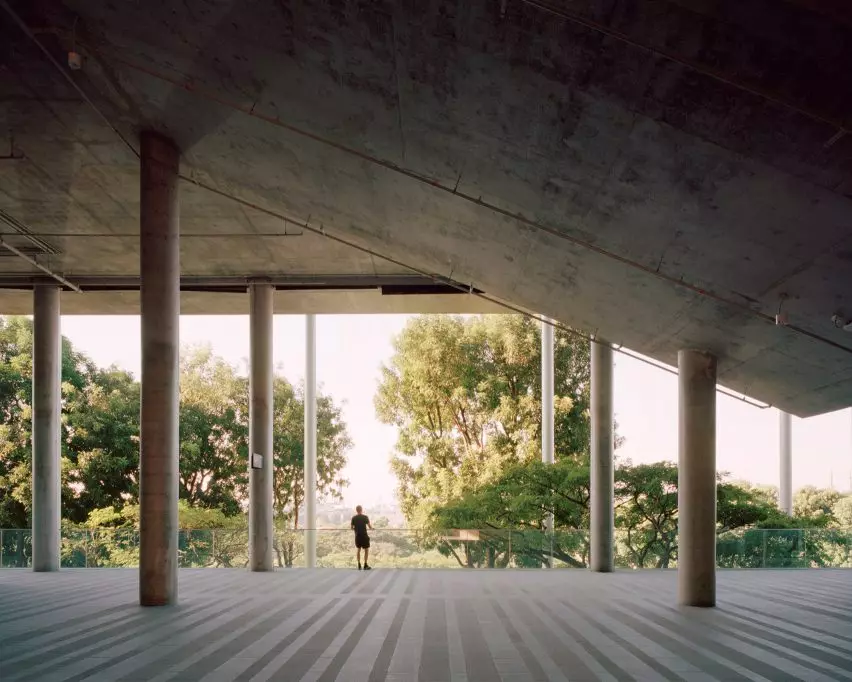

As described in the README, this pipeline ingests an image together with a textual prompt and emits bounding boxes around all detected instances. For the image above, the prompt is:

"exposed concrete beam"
[0,274,484,292]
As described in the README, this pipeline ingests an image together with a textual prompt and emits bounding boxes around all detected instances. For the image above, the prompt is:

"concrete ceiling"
[1,0,851,416]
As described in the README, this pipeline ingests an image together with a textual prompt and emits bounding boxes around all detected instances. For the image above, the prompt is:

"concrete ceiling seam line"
[0,238,81,293]
[6,4,849,361]
[68,46,852,359]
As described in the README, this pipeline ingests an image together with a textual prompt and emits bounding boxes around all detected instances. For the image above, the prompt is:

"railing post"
[85,530,89,569]
[761,530,767,568]
[1,529,3,567]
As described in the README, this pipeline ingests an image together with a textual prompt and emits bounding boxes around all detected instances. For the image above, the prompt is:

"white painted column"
[541,318,554,567]
[139,131,180,606]
[677,349,717,607]
[541,318,554,468]
[249,283,274,571]
[590,340,614,573]
[32,285,61,572]
[779,411,792,515]
[304,314,317,568]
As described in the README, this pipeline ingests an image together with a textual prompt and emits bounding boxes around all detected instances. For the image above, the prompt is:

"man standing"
[351,505,373,570]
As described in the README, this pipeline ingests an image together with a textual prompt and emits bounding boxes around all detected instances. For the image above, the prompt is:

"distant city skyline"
[56,314,852,507]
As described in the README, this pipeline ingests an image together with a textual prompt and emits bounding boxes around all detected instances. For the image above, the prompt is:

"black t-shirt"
[351,514,370,536]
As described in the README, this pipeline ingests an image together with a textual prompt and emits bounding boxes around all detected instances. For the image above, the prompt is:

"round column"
[590,340,614,573]
[139,131,180,606]
[304,314,317,568]
[249,283,274,571]
[32,285,61,572]
[677,349,717,607]
[779,411,792,515]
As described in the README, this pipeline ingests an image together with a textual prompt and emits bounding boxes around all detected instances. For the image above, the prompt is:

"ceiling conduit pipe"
[0,237,81,292]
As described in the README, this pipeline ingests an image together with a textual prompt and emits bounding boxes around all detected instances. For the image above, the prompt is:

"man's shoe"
[358,562,362,570]
[364,564,371,570]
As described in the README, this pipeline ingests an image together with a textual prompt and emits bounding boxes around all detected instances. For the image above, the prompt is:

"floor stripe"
[1,568,850,681]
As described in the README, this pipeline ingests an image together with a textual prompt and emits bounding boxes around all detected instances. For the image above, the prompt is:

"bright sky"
[59,314,852,505]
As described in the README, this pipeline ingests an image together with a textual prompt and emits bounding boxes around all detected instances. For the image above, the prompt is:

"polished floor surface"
[1,568,851,681]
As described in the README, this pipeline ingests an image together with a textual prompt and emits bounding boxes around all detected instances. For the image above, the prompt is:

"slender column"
[139,131,180,606]
[249,283,274,571]
[32,285,61,572]
[677,349,717,607]
[779,411,792,515]
[304,314,317,568]
[541,318,554,469]
[590,340,614,572]
[541,319,554,567]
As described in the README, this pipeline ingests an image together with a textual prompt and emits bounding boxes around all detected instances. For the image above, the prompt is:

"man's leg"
[364,547,370,569]
[356,547,361,569]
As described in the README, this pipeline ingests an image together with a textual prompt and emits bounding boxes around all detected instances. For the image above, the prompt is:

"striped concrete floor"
[1,569,851,681]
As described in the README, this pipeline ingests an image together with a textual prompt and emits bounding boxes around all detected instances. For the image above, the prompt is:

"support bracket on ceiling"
[0,238,81,292]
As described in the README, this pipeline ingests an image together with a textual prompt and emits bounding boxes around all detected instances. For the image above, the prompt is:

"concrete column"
[139,131,180,606]
[541,319,554,567]
[249,283,274,571]
[590,340,614,573]
[779,411,792,515]
[304,314,317,568]
[677,349,717,607]
[32,285,61,572]
[541,318,554,469]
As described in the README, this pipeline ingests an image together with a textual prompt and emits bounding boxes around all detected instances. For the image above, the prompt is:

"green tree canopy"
[375,314,593,524]
[833,495,852,527]
[426,459,828,568]
[0,318,352,535]
[793,485,841,526]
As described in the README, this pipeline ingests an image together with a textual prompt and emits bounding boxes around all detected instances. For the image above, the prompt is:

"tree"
[0,319,352,563]
[0,316,101,528]
[430,459,590,567]
[376,314,593,526]
[793,486,841,525]
[615,462,679,568]
[178,347,248,515]
[270,376,352,567]
[833,495,852,527]
[63,367,141,521]
[421,456,840,569]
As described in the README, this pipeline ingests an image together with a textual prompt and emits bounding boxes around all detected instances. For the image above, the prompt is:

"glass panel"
[1,527,850,569]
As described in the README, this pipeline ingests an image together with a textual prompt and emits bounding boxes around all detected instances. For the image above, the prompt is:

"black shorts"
[355,534,370,549]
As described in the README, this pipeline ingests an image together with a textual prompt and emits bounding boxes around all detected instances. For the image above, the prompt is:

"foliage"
[0,318,351,543]
[834,495,852,527]
[376,314,593,524]
[178,348,248,515]
[793,486,842,526]
[419,458,843,569]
